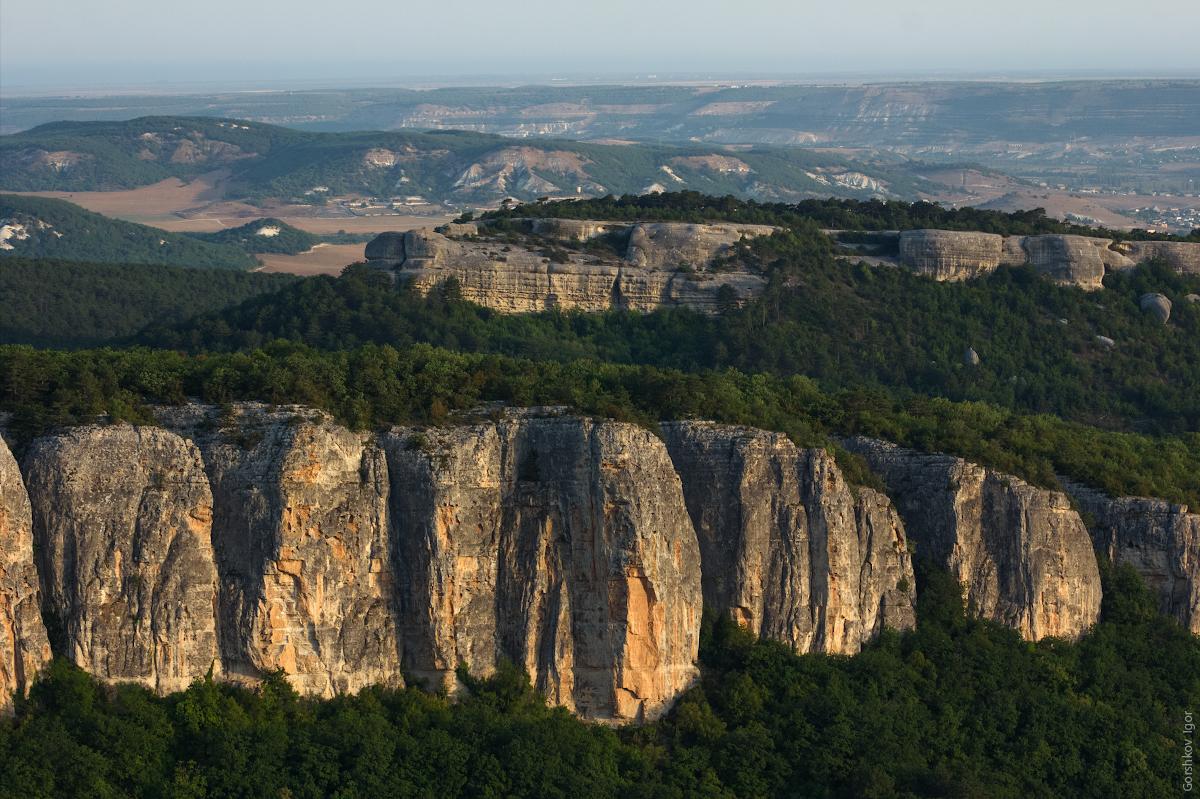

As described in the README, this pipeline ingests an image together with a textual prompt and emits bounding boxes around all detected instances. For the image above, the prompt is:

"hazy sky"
[3,0,1199,91]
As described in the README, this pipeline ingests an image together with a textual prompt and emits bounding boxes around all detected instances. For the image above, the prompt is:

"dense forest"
[481,191,1200,241]
[137,249,1200,435]
[0,195,256,269]
[0,563,1192,798]
[0,259,294,347]
[3,341,1198,507]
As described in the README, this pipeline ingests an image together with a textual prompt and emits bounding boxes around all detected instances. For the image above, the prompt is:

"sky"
[2,0,1199,92]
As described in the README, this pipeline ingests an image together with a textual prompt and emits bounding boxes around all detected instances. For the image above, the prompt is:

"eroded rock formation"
[384,413,702,722]
[163,406,401,697]
[661,422,915,653]
[23,426,219,693]
[846,437,1102,640]
[364,219,771,313]
[892,229,1200,289]
[0,436,51,711]
[1065,482,1200,634]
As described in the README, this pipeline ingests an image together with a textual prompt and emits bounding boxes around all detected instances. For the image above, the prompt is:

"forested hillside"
[0,563,1191,798]
[0,195,256,269]
[0,116,926,203]
[0,258,294,346]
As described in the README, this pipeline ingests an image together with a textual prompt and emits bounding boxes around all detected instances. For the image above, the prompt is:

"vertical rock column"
[661,422,915,654]
[847,437,1102,640]
[194,411,402,696]
[0,436,51,710]
[23,426,219,693]
[385,414,703,723]
[1067,483,1200,633]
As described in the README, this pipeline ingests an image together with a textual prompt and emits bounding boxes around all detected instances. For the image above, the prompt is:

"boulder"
[1139,293,1172,324]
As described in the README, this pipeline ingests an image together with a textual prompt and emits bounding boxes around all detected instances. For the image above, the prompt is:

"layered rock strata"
[893,229,1200,288]
[365,219,771,313]
[0,437,51,711]
[22,426,219,693]
[845,437,1102,640]
[660,422,915,653]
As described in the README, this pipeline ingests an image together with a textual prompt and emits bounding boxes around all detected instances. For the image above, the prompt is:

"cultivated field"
[255,243,369,276]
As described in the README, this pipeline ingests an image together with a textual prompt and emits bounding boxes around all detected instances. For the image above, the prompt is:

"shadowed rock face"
[660,422,915,654]
[22,426,219,693]
[384,414,702,723]
[1065,483,1200,634]
[167,407,401,697]
[364,219,770,314]
[0,436,51,712]
[846,437,1102,640]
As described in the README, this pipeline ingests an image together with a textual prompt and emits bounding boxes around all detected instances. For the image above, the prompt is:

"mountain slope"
[0,194,257,269]
[0,116,925,204]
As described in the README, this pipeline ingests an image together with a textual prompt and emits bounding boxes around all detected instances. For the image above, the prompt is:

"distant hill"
[184,218,319,254]
[0,257,294,347]
[0,116,926,205]
[0,194,257,269]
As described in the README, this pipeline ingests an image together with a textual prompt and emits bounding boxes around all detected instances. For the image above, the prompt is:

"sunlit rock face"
[384,412,702,723]
[0,436,51,712]
[364,219,771,314]
[23,426,219,693]
[661,422,915,654]
[166,406,402,697]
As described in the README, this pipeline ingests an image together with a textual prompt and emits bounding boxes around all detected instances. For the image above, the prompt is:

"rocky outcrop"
[1021,234,1115,290]
[892,229,1200,289]
[661,423,914,653]
[1120,241,1200,275]
[384,413,702,722]
[1139,292,1172,324]
[898,230,1004,281]
[0,437,51,711]
[22,426,219,693]
[1065,482,1200,634]
[845,437,1102,640]
[163,406,401,697]
[364,219,770,314]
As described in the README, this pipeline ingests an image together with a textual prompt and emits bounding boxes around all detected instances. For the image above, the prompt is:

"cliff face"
[22,426,219,693]
[661,423,915,654]
[1066,482,1200,633]
[385,414,702,722]
[10,406,1196,715]
[893,229,1200,289]
[364,219,770,314]
[0,437,51,711]
[165,406,401,697]
[846,438,1102,640]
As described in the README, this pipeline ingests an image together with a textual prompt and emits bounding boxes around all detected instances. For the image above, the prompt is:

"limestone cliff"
[22,426,219,693]
[0,436,51,711]
[1065,482,1200,633]
[892,229,1200,289]
[364,219,770,314]
[163,405,401,697]
[661,422,914,654]
[384,412,702,722]
[846,437,1102,640]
